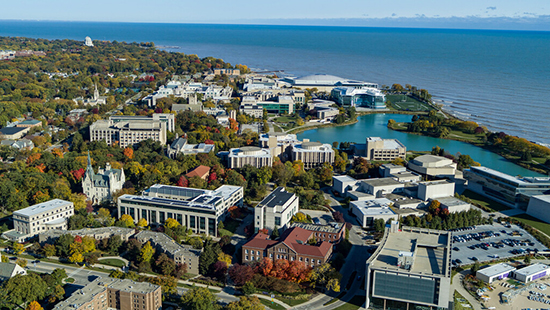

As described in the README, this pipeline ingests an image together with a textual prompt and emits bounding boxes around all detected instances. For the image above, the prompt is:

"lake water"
[297,114,543,177]
[0,21,549,144]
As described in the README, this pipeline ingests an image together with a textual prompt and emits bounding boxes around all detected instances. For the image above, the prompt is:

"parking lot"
[450,223,548,266]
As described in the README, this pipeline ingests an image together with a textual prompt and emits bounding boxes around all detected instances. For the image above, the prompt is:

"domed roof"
[293,74,345,84]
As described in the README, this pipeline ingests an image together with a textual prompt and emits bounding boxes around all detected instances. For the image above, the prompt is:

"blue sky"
[1,0,548,26]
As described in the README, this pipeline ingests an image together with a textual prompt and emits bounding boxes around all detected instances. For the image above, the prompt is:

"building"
[314,106,340,120]
[357,137,406,161]
[289,222,345,243]
[254,187,299,233]
[242,227,333,267]
[172,103,203,113]
[464,166,550,209]
[408,155,457,178]
[259,132,300,158]
[350,199,397,228]
[0,127,29,140]
[360,178,405,197]
[331,87,386,109]
[227,146,273,169]
[365,225,452,310]
[417,180,455,201]
[84,36,94,47]
[53,277,162,310]
[2,199,74,242]
[90,114,172,147]
[16,119,42,129]
[213,68,240,76]
[83,84,107,105]
[527,195,550,224]
[82,153,125,204]
[39,227,135,244]
[185,165,210,180]
[379,164,421,182]
[282,74,378,92]
[332,175,362,195]
[0,138,34,150]
[476,263,516,283]
[118,184,243,236]
[291,142,335,169]
[110,114,175,132]
[166,137,215,158]
[256,97,294,115]
[436,196,471,213]
[134,230,201,274]
[0,262,27,282]
[239,104,264,118]
[514,263,550,283]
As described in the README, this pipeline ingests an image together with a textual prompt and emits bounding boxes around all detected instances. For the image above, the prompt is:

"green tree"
[199,240,221,275]
[12,242,24,255]
[107,235,123,255]
[180,286,219,310]
[4,274,48,308]
[139,241,155,263]
[310,263,341,292]
[271,226,280,239]
[42,244,56,257]
[226,296,264,310]
[471,261,480,275]
[374,218,385,232]
[242,281,256,295]
[55,234,74,257]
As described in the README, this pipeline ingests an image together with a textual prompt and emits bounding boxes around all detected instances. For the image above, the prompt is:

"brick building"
[289,222,345,244]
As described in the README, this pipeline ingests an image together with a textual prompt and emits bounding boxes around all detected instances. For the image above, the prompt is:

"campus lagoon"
[297,113,543,177]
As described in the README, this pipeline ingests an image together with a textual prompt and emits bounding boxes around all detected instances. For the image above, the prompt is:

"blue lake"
[297,114,543,177]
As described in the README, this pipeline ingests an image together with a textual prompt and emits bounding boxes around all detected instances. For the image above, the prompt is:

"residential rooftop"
[14,199,72,217]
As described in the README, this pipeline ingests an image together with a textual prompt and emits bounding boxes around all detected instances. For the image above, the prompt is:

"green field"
[259,298,286,310]
[461,189,512,212]
[99,258,126,268]
[511,213,550,237]
[274,296,309,306]
[387,94,433,112]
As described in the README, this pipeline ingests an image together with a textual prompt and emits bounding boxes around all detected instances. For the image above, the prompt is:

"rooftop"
[532,195,550,204]
[515,263,550,277]
[14,199,73,217]
[351,198,395,216]
[370,227,450,277]
[477,263,516,277]
[469,166,550,185]
[420,180,453,186]
[333,175,357,183]
[18,119,41,125]
[134,230,201,258]
[362,177,402,187]
[186,165,210,178]
[411,155,451,164]
[0,127,28,135]
[290,222,344,234]
[437,196,469,208]
[257,187,296,209]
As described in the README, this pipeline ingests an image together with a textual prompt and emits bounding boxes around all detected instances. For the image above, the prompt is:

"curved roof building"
[282,74,378,91]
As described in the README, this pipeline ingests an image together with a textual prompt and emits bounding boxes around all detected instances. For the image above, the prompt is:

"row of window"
[244,254,322,265]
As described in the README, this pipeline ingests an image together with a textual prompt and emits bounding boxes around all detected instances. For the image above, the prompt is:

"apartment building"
[254,187,299,233]
[53,277,162,310]
[118,184,243,236]
[2,199,74,242]
[134,230,201,274]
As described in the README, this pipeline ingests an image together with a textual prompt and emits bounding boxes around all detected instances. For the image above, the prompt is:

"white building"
[350,198,397,228]
[227,146,273,169]
[259,132,300,158]
[291,141,335,169]
[514,263,550,283]
[239,104,264,118]
[417,180,455,201]
[84,36,94,47]
[352,137,406,161]
[82,84,106,106]
[166,137,215,158]
[282,74,378,92]
[436,196,471,213]
[254,187,299,233]
[2,199,74,242]
[527,195,550,224]
[379,164,421,182]
[331,87,386,109]
[476,263,516,283]
[82,153,125,204]
[408,155,457,178]
[118,184,243,236]
[332,175,362,195]
[90,114,173,147]
[0,262,27,282]
[359,178,405,197]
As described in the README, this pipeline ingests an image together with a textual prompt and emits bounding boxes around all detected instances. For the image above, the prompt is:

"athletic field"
[386,94,433,112]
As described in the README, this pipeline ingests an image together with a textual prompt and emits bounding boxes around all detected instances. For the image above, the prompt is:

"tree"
[48,285,65,303]
[271,226,280,239]
[16,258,27,268]
[226,296,264,310]
[241,281,256,295]
[117,214,135,228]
[4,274,48,308]
[212,261,228,281]
[180,286,219,310]
[165,218,179,229]
[524,256,532,264]
[139,241,155,263]
[199,240,221,275]
[229,264,254,286]
[123,147,134,159]
[107,235,123,255]
[12,242,24,255]
[26,301,43,310]
[69,252,84,264]
[471,261,480,275]
[137,217,148,228]
[310,263,341,292]
[155,253,176,276]
[218,252,232,266]
[82,236,96,253]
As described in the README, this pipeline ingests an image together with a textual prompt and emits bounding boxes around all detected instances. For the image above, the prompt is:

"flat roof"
[437,196,469,207]
[0,127,27,135]
[14,199,72,217]
[412,155,449,164]
[257,187,295,209]
[363,177,402,187]
[290,222,344,234]
[370,227,449,276]
[333,175,357,183]
[351,198,395,216]
[420,180,453,186]
[532,195,550,204]
[469,166,550,185]
[515,263,550,277]
[477,263,516,277]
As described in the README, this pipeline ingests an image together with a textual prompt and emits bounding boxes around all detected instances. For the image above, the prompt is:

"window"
[275,217,281,226]
[251,250,254,255]
[245,249,249,254]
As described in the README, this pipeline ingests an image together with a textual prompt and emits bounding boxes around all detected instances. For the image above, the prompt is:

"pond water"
[297,114,543,177]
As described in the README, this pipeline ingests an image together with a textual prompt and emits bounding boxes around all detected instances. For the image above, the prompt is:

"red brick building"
[289,222,345,244]
[241,227,333,267]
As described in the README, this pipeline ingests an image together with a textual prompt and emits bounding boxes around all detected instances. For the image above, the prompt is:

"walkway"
[450,270,483,310]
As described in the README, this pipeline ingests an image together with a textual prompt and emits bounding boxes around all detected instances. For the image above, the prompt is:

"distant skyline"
[1,0,549,31]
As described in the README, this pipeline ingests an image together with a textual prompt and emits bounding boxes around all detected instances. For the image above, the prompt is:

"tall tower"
[93,84,99,100]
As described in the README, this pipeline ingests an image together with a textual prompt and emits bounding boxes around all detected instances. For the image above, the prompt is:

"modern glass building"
[331,87,386,109]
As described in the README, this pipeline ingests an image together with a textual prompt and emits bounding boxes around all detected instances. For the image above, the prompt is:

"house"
[289,222,345,243]
[0,262,27,282]
[241,226,333,267]
[186,165,210,180]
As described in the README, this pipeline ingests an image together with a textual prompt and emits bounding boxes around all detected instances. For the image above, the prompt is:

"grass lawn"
[333,295,364,310]
[219,218,241,237]
[259,298,287,310]
[386,94,433,112]
[324,291,346,306]
[511,213,550,237]
[274,116,297,123]
[65,278,75,283]
[448,130,484,143]
[177,283,220,293]
[461,189,512,212]
[453,291,472,310]
[273,125,283,132]
[274,296,309,307]
[99,258,126,268]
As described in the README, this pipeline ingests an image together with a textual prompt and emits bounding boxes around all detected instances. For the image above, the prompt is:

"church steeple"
[93,84,99,100]
[85,151,94,179]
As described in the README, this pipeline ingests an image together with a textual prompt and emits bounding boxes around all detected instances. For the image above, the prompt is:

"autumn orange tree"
[255,258,311,283]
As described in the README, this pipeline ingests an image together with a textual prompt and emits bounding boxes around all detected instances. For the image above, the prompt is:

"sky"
[1,0,549,29]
